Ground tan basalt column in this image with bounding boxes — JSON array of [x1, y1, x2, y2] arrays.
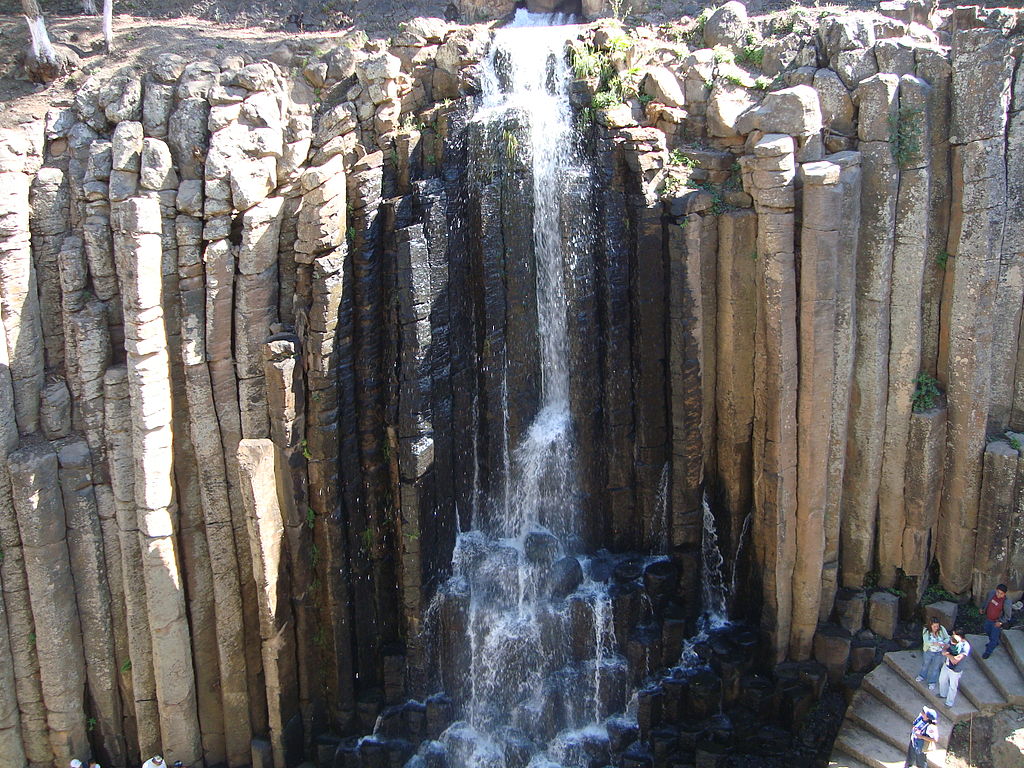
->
[[111, 196, 202, 765], [0, 166, 44, 435], [745, 133, 798, 662], [54, 437, 125, 766], [819, 150, 861, 621], [1006, 53, 1024, 430], [938, 27, 1014, 594], [840, 73, 900, 589], [791, 160, 840, 659], [9, 441, 89, 765], [972, 441, 1018, 597], [104, 366, 160, 759], [0, 322, 28, 768], [28, 167, 69, 371], [203, 237, 265, 734], [0, 308, 49, 767], [0, 566, 27, 768], [715, 207, 757, 586], [916, 49, 952, 381], [236, 197, 284, 440], [177, 207, 252, 767], [876, 75, 932, 588], [262, 332, 314, 744], [236, 439, 300, 768], [902, 406, 946, 583]]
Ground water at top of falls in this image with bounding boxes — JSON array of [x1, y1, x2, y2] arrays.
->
[[477, 10, 580, 419]]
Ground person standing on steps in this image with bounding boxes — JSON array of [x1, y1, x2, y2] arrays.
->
[[141, 756, 165, 768], [938, 628, 970, 708], [982, 583, 1013, 659], [916, 618, 949, 691], [903, 706, 939, 768]]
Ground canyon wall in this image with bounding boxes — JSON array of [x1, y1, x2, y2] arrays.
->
[[0, 3, 1022, 767]]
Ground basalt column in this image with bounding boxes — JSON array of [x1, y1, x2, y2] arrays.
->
[[111, 196, 201, 764], [840, 74, 899, 589], [0, 134, 50, 767], [633, 201, 670, 551], [104, 366, 160, 758], [296, 150, 356, 726], [667, 192, 719, 597], [54, 437, 126, 766], [876, 75, 932, 589], [819, 151, 860, 620], [9, 442, 89, 765], [746, 134, 798, 662], [177, 192, 253, 765], [938, 28, 1014, 593], [236, 439, 300, 768], [596, 138, 636, 550], [715, 207, 757, 613], [791, 159, 840, 660]]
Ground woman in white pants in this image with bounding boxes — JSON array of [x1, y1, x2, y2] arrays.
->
[[938, 629, 970, 707]]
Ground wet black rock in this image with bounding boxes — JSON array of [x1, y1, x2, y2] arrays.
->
[[524, 529, 560, 566], [613, 558, 644, 584], [545, 556, 584, 599], [642, 559, 679, 605], [425, 694, 454, 739], [605, 714, 639, 752]]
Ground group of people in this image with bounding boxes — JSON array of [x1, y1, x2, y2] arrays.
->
[[904, 583, 1021, 767], [913, 584, 1017, 709], [70, 756, 184, 768]]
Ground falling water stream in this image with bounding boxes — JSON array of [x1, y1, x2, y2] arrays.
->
[[436, 12, 625, 768]]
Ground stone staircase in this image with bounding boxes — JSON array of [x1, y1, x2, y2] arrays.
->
[[829, 628, 1024, 767]]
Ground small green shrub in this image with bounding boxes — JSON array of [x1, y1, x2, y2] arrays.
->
[[890, 104, 923, 167], [1007, 433, 1021, 452], [668, 148, 695, 167], [911, 372, 941, 413], [919, 583, 956, 606], [935, 251, 949, 270], [957, 603, 984, 634]]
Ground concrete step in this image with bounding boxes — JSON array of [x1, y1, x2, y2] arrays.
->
[[1002, 628, 1024, 673], [967, 633, 1024, 705], [883, 650, 979, 721], [846, 690, 953, 749], [863, 662, 934, 721], [955, 644, 1007, 712], [828, 753, 875, 768], [834, 722, 946, 768]]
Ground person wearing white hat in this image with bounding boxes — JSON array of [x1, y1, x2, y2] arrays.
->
[[70, 760, 83, 768], [142, 755, 164, 768], [903, 706, 938, 768]]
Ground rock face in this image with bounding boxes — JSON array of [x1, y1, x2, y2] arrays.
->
[[0, 6, 1022, 767]]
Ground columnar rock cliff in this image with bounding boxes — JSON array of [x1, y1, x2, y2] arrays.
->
[[0, 3, 1022, 767]]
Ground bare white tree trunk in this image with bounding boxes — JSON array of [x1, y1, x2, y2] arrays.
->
[[82, 0, 97, 14], [21, 0, 58, 67], [103, 0, 113, 52]]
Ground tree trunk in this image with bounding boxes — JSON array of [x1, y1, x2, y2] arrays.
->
[[22, 0, 58, 68], [103, 0, 113, 53], [82, 0, 97, 14]]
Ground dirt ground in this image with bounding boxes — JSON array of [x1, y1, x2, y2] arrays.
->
[[947, 708, 1024, 768]]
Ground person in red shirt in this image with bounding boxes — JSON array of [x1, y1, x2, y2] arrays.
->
[[982, 583, 1012, 659]]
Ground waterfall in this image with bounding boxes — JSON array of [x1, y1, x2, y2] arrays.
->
[[435, 12, 621, 768], [699, 493, 729, 630]]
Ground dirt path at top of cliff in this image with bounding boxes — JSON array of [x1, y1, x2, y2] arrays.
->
[[0, 12, 377, 129]]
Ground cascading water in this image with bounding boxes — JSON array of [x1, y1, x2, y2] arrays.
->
[[432, 12, 627, 768]]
